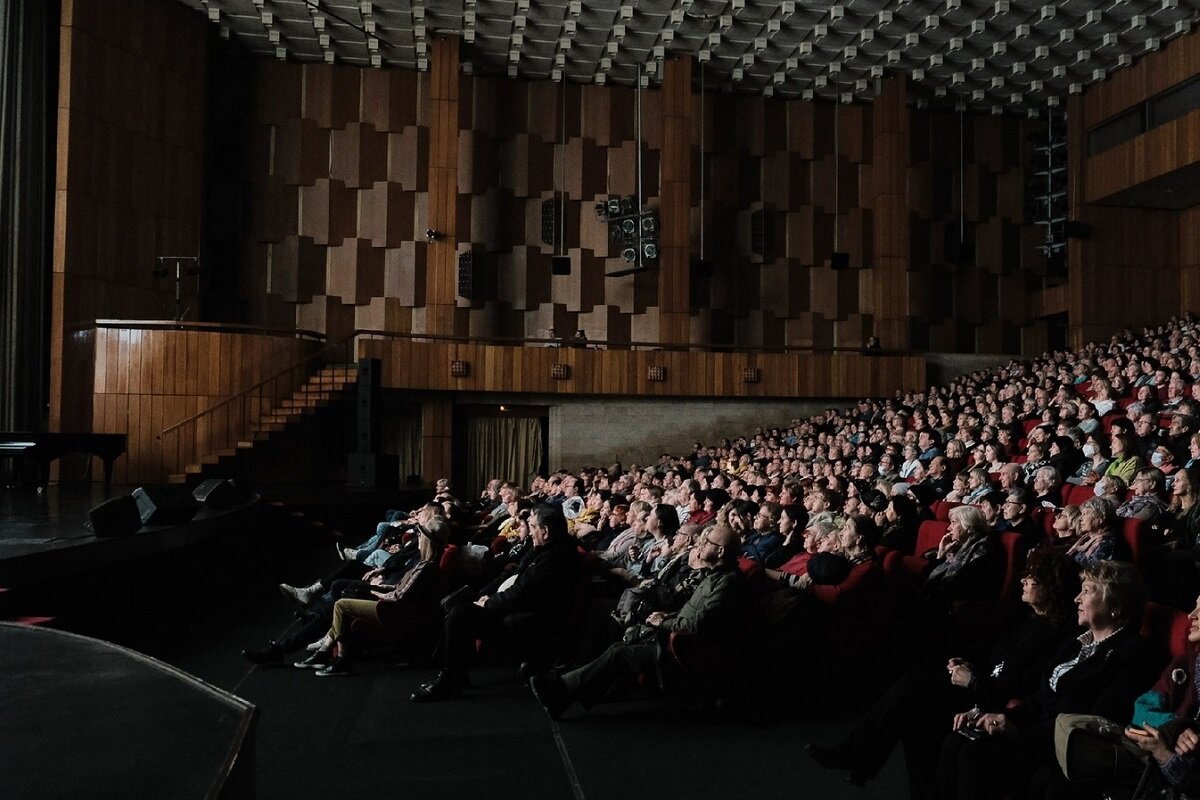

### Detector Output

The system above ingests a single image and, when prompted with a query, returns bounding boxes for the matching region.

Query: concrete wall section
[549,398,835,472]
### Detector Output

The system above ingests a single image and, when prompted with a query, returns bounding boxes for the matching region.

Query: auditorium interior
[6,0,1200,797]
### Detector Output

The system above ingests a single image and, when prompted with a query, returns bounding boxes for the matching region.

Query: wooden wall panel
[89,325,320,483]
[52,0,208,436]
[358,337,924,401]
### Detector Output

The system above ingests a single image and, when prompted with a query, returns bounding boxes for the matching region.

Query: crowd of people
[243,314,1200,799]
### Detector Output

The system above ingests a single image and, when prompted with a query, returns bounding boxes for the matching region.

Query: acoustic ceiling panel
[178,0,1199,113]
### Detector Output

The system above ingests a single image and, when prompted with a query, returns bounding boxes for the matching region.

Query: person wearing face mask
[1070,435,1112,486]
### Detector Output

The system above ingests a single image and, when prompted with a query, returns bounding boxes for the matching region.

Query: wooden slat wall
[90,327,318,483]
[870,75,910,349]
[51,0,207,436]
[658,56,692,345]
[359,339,925,400]
[1067,27,1200,347]
[1085,107,1200,203]
[1083,27,1200,128]
[424,36,465,336]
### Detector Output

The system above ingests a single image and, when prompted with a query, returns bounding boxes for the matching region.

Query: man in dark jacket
[528,525,744,719]
[411,503,582,702]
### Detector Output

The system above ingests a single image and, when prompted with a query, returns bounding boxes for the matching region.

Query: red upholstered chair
[1023,419,1041,434]
[996,532,1028,606]
[1122,517,1154,567]
[1140,601,1190,661]
[915,520,949,556]
[932,500,962,522]
[1040,509,1058,539]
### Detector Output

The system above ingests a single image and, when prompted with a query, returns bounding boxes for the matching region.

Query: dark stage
[0,485,909,800]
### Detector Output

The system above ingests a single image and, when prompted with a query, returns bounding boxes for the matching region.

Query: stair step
[250,423,286,433]
[168,473,188,484]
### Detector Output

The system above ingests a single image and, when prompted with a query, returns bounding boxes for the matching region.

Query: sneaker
[305,635,332,652]
[342,547,358,561]
[293,649,331,669]
[315,657,352,677]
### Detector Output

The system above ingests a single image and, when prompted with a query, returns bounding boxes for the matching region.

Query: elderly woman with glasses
[808,553,1083,797]
[935,560,1161,800]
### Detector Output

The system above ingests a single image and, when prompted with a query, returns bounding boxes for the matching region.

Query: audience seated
[236,313,1200,798]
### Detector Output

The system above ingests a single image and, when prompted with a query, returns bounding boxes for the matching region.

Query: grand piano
[0,432,127,488]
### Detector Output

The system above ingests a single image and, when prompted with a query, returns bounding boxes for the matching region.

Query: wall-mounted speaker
[540,198,556,246]
[551,256,571,275]
[830,251,850,271]
[457,251,474,300]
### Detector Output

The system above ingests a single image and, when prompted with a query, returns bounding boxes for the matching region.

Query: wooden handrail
[159,333,356,437]
[95,319,326,341]
[352,329,910,356]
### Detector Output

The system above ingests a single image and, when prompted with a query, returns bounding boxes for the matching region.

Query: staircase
[168,364,358,484]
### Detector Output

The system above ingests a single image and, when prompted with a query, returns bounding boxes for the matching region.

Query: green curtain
[466,416,543,497]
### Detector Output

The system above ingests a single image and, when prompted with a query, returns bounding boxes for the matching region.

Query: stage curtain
[381,413,422,486]
[0,0,56,432]
[466,417,543,497]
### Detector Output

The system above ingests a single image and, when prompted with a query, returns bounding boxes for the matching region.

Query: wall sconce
[648,365,667,382]
[450,360,469,377]
[551,364,571,380]
[425,228,445,241]
[742,367,762,384]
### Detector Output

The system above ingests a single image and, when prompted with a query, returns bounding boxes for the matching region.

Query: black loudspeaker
[1065,220,1091,239]
[830,251,850,271]
[456,251,474,300]
[347,453,399,490]
[691,259,715,280]
[551,256,571,275]
[356,358,381,453]
[132,486,200,526]
[192,479,246,511]
[541,198,556,246]
[88,495,143,537]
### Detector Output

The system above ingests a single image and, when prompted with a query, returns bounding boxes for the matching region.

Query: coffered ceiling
[177,0,1200,114]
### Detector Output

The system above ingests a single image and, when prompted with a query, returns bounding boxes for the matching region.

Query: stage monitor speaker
[192,479,246,511]
[133,486,200,526]
[830,251,850,271]
[88,495,143,537]
[551,256,571,275]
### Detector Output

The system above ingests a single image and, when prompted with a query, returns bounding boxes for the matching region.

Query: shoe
[342,547,358,561]
[305,635,333,652]
[315,657,352,677]
[241,641,284,666]
[529,673,572,720]
[280,582,321,606]
[410,670,466,702]
[293,649,332,669]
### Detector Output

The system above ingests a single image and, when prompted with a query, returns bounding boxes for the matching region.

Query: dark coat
[482,533,582,619]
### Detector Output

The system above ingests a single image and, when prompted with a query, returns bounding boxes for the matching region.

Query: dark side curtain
[466,416,543,498]
[0,0,57,431]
